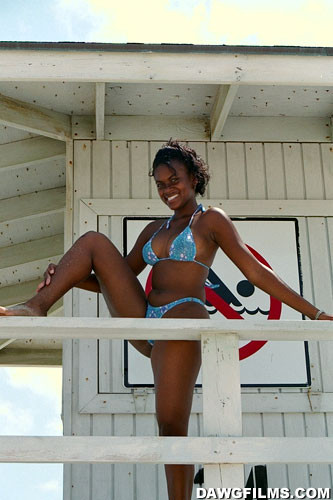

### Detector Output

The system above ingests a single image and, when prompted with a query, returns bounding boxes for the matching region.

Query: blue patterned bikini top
[142,204,209,270]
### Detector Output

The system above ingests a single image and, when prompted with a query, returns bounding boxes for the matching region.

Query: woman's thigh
[150,302,208,433]
[83,231,147,318]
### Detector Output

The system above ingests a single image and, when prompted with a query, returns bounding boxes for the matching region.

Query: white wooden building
[0,42,333,498]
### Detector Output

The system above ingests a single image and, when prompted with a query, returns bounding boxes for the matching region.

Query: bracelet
[314,309,326,320]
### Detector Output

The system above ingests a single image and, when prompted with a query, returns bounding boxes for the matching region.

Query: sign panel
[123,217,310,387]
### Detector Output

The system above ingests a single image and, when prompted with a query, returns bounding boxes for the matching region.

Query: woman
[1,140,332,500]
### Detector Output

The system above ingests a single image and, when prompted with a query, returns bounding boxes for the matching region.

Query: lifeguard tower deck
[0,42,333,498]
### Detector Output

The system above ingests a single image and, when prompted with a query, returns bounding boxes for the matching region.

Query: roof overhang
[0,42,332,85]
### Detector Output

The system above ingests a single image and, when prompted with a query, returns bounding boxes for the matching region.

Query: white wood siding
[64,140,333,499]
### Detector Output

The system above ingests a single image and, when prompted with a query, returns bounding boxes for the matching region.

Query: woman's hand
[36,263,57,293]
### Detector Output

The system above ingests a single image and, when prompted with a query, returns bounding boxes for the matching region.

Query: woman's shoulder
[202,206,230,223]
[141,218,168,238]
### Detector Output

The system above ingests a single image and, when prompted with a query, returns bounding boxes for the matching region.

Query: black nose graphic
[237,280,255,298]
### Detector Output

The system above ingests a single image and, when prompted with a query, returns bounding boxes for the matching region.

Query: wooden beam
[202,333,243,487]
[79,391,333,415]
[0,234,63,270]
[0,136,65,170]
[0,348,62,366]
[1,50,333,86]
[1,436,333,464]
[72,115,330,142]
[0,317,332,341]
[0,93,71,141]
[72,115,209,141]
[0,187,65,224]
[95,83,105,140]
[210,85,239,140]
[0,339,15,350]
[82,198,333,217]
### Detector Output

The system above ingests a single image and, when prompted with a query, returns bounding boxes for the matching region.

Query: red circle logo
[145,245,282,360]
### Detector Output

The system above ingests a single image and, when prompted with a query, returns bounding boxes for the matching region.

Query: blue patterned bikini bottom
[146,297,206,346]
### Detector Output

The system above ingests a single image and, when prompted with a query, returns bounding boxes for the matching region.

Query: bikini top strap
[151,218,168,238]
[166,214,174,230]
[189,204,203,226]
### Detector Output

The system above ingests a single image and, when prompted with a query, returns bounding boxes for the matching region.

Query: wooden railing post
[201,332,244,488]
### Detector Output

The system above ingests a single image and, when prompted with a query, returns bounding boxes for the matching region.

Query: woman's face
[153,160,196,209]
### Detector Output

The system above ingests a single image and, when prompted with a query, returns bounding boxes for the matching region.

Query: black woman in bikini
[1,140,332,500]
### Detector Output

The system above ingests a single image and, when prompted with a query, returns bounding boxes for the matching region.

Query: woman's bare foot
[0,303,46,317]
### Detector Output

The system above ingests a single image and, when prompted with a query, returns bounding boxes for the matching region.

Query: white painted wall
[64,140,333,499]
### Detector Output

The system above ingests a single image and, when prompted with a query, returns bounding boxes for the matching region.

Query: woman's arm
[209,208,333,320]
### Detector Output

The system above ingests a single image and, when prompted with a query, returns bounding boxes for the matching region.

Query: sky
[0,1,332,499]
[0,0,333,47]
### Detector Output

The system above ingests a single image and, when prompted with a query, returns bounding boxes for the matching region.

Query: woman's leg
[150,302,207,500]
[0,231,147,319]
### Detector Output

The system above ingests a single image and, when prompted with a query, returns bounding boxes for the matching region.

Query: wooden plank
[97,216,113,393]
[149,141,165,200]
[220,117,329,142]
[62,339,73,500]
[210,85,239,141]
[207,143,227,199]
[0,234,63,269]
[0,93,71,141]
[2,436,333,464]
[95,83,105,141]
[0,155,65,201]
[1,317,333,341]
[305,414,332,487]
[135,414,158,500]
[130,141,149,199]
[78,340,98,412]
[264,143,286,199]
[188,141,208,199]
[111,141,130,199]
[245,143,266,199]
[284,414,309,489]
[0,136,65,169]
[92,141,111,198]
[0,253,63,287]
[79,391,333,415]
[0,186,65,224]
[81,198,333,217]
[283,143,305,199]
[262,414,288,487]
[243,413,263,483]
[2,50,333,86]
[296,218,321,393]
[0,210,64,249]
[73,141,93,319]
[71,339,92,500]
[302,144,325,199]
[325,413,333,487]
[226,143,246,199]
[307,218,333,393]
[92,415,112,500]
[201,333,244,488]
[114,415,134,500]
[0,348,62,366]
[73,115,210,141]
[321,143,333,199]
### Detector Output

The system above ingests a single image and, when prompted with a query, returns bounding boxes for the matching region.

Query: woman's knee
[79,231,111,248]
[157,413,189,437]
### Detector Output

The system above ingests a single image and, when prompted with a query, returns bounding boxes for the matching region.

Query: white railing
[1,317,333,489]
